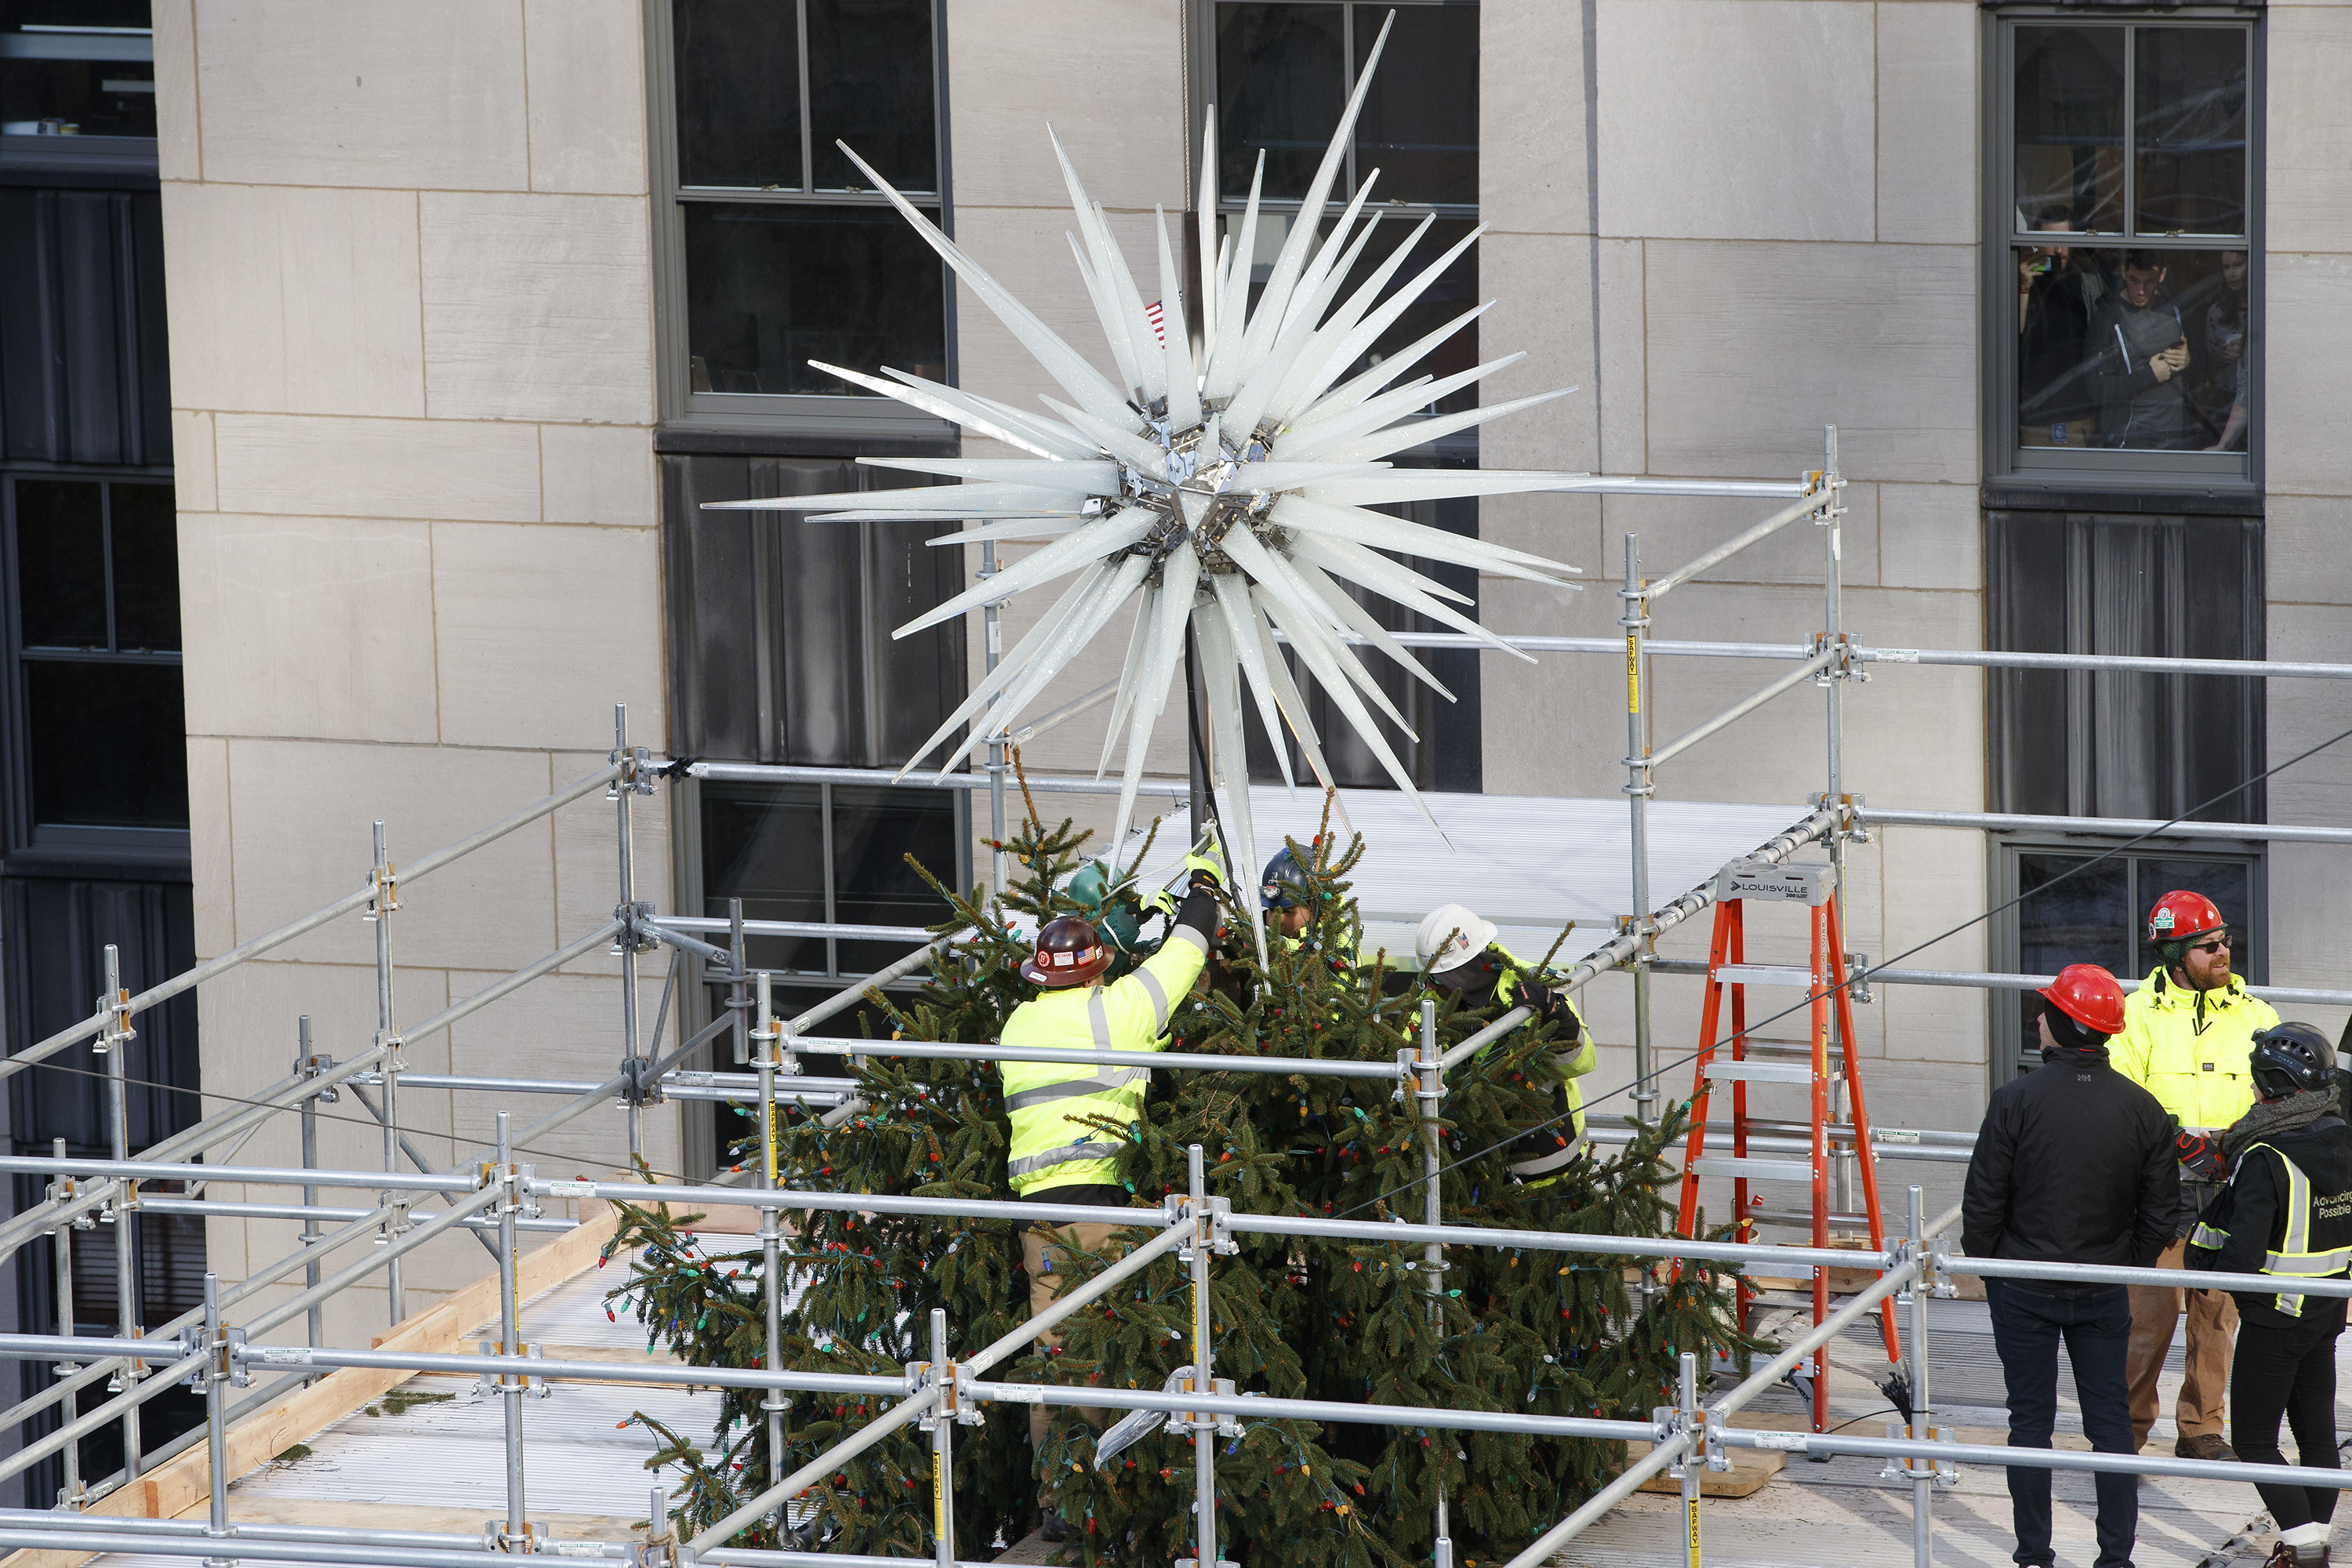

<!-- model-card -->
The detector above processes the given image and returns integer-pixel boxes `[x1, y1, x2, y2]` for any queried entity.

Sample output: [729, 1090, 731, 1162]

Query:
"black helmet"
[2250, 1022, 2336, 1100]
[1260, 845, 1313, 911]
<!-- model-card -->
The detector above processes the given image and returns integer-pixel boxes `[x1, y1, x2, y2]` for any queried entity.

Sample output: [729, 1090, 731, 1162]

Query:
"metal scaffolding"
[2, 437, 2349, 1567]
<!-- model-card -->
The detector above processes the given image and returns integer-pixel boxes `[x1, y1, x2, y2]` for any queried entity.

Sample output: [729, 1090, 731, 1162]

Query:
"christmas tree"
[603, 780, 1751, 1565]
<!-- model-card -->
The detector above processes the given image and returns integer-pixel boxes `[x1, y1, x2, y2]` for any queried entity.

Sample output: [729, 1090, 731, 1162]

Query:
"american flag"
[1145, 299, 1166, 345]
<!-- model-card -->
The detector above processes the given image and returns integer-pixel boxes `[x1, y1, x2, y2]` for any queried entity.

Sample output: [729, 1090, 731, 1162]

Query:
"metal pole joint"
[93, 986, 134, 1058]
[614, 900, 659, 956]
[609, 743, 655, 799]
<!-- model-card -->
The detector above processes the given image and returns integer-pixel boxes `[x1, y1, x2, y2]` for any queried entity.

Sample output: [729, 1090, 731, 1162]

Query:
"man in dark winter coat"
[2188, 1022, 2352, 1568]
[1964, 964, 2180, 1568]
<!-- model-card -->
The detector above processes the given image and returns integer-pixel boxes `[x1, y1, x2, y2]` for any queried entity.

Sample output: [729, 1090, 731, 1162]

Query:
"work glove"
[2172, 1127, 2224, 1183]
[1184, 849, 1225, 898]
[1512, 979, 1577, 1041]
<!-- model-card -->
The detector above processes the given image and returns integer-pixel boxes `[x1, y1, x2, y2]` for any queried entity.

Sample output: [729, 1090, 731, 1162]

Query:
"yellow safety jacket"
[1000, 924, 1210, 1196]
[2111, 967, 2278, 1132]
[1486, 947, 1598, 1181]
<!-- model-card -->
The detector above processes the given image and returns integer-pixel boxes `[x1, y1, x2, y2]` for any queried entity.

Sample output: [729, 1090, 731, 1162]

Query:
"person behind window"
[2202, 249, 2249, 453]
[2089, 250, 2198, 450]
[2017, 209, 2107, 448]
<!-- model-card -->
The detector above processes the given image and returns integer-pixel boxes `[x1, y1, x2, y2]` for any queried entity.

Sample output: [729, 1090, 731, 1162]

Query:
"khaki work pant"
[1022, 1221, 1129, 1454]
[2125, 1236, 2239, 1448]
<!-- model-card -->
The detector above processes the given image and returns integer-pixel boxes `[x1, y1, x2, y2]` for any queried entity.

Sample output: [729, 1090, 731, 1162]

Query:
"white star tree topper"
[706, 14, 1593, 960]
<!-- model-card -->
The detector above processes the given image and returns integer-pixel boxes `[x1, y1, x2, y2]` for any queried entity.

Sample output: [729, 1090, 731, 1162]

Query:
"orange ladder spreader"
[1672, 856, 1901, 1433]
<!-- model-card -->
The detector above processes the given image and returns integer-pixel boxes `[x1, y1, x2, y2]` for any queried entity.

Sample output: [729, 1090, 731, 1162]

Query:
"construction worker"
[1065, 858, 1161, 980]
[1000, 847, 1221, 1539]
[1260, 845, 1349, 965]
[2111, 888, 2279, 1460]
[2187, 1023, 2352, 1568]
[1963, 964, 2177, 1568]
[1415, 902, 1595, 1185]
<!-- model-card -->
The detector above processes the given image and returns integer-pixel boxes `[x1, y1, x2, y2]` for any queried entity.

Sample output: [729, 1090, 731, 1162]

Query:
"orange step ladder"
[1672, 857, 1901, 1433]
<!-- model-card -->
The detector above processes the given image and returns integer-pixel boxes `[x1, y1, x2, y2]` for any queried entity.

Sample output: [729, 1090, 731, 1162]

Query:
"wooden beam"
[2, 1203, 619, 1568]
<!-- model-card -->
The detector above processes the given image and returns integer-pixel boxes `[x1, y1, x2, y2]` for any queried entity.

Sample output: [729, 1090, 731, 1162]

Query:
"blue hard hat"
[1261, 846, 1312, 911]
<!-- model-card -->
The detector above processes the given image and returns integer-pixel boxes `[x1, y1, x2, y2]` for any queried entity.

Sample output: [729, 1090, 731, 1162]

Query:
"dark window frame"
[0, 465, 185, 869]
[1984, 7, 2263, 494]
[0, 20, 159, 177]
[646, 0, 959, 445]
[1989, 833, 2267, 1087]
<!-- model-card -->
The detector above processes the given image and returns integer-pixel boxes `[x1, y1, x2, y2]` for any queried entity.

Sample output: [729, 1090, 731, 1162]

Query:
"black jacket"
[2187, 1114, 2352, 1332]
[1962, 1042, 2180, 1271]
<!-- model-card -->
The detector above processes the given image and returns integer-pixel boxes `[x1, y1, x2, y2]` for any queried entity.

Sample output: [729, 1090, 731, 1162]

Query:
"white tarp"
[1110, 788, 1818, 970]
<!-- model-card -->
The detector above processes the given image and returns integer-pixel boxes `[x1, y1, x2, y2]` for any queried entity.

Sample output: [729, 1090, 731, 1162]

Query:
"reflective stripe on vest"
[1006, 1140, 1128, 1180]
[2249, 1142, 2352, 1319]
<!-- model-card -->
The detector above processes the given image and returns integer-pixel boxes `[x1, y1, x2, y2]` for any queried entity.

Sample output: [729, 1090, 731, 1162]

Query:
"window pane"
[107, 481, 177, 652]
[2018, 245, 2246, 453]
[684, 201, 948, 395]
[2134, 859, 2251, 984]
[15, 477, 107, 648]
[2014, 26, 2125, 234]
[829, 784, 955, 973]
[2135, 28, 2245, 237]
[673, 0, 802, 188]
[26, 660, 187, 826]
[2016, 851, 2129, 1058]
[0, 4, 158, 141]
[1352, 4, 1475, 206]
[702, 784, 827, 972]
[1217, 2, 1346, 201]
[805, 0, 935, 193]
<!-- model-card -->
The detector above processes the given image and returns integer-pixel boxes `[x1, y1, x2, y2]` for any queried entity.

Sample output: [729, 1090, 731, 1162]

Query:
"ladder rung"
[1700, 1060, 1834, 1084]
[1690, 1156, 1817, 1182]
[1744, 1208, 1874, 1229]
[1711, 964, 1820, 989]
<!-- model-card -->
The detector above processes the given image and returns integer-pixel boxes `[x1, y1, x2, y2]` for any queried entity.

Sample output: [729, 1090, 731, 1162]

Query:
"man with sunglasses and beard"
[2112, 890, 2281, 1461]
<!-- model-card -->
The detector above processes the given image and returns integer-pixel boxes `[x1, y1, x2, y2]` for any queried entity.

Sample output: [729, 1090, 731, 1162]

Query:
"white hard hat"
[1416, 903, 1497, 971]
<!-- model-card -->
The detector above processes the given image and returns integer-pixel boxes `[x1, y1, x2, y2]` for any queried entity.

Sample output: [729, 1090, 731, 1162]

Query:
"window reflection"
[684, 203, 947, 395]
[2016, 245, 2247, 452]
[1217, 2, 1345, 201]
[2135, 27, 2247, 237]
[2015, 27, 2126, 235]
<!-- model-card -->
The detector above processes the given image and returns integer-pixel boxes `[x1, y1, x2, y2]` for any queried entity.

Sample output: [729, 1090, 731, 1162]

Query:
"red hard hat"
[1021, 915, 1112, 989]
[2147, 890, 2226, 947]
[2039, 963, 2127, 1036]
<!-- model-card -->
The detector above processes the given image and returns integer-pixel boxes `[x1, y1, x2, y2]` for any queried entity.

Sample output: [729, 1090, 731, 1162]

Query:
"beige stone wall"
[1475, 0, 1987, 1200]
[2263, 3, 2352, 1047]
[153, 0, 673, 1334]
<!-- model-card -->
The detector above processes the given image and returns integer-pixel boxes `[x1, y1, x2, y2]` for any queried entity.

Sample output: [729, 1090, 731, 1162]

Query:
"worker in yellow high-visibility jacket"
[999, 848, 1221, 1539]
[2111, 888, 2279, 1460]
[1416, 901, 1597, 1188]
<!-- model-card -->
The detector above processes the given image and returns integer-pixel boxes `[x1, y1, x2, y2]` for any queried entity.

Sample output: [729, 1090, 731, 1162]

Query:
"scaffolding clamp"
[609, 743, 655, 800]
[365, 860, 399, 922]
[93, 985, 135, 1057]
[615, 900, 659, 956]
[477, 1340, 550, 1397]
[617, 1054, 666, 1109]
[298, 1051, 340, 1103]
[485, 1519, 541, 1554]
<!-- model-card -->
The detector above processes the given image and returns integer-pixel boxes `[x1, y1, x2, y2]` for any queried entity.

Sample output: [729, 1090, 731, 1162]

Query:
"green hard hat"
[1068, 860, 1144, 959]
